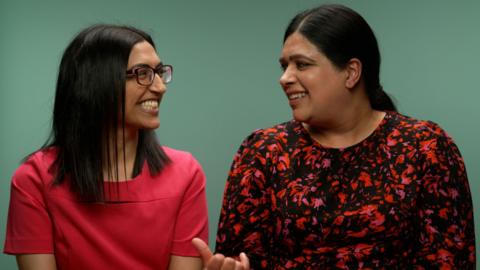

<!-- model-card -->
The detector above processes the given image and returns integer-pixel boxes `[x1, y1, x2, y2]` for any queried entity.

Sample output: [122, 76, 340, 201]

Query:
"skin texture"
[17, 254, 56, 270]
[279, 32, 385, 148]
[279, 32, 351, 127]
[169, 255, 203, 270]
[124, 41, 166, 132]
[192, 238, 250, 270]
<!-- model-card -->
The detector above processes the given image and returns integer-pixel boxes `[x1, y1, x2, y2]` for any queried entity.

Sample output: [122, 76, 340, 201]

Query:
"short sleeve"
[413, 127, 476, 268]
[170, 155, 209, 256]
[4, 155, 54, 254]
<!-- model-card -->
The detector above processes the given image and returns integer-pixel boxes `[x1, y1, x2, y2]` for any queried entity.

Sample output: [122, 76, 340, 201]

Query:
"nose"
[279, 65, 296, 89]
[148, 73, 167, 94]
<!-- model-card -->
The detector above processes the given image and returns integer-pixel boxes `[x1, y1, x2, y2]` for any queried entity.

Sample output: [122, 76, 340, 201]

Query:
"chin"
[135, 121, 160, 130]
[292, 110, 309, 123]
[144, 123, 160, 130]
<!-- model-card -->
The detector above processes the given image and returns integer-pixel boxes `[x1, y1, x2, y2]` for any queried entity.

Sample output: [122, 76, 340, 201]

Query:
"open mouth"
[140, 100, 159, 111]
[288, 92, 307, 100]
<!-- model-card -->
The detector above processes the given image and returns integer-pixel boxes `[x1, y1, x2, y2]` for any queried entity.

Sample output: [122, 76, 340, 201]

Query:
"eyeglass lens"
[135, 66, 172, 86]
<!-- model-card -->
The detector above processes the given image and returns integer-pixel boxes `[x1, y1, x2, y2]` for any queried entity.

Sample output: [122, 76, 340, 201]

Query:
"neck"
[304, 97, 385, 149]
[104, 128, 139, 181]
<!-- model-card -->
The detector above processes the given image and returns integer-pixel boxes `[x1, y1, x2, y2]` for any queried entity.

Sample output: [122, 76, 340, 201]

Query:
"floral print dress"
[215, 111, 475, 269]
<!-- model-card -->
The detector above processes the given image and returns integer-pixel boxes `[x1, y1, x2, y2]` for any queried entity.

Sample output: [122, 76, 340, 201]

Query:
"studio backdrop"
[1, 0, 478, 268]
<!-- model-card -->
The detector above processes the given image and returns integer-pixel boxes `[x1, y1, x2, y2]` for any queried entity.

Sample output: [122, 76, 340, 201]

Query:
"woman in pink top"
[3, 24, 247, 270]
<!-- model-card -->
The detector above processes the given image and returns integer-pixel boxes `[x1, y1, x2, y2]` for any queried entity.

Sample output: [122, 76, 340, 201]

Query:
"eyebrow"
[279, 54, 315, 63]
[129, 62, 164, 70]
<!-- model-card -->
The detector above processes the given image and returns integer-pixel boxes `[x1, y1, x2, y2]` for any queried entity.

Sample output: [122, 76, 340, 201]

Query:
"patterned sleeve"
[413, 126, 476, 269]
[215, 131, 274, 269]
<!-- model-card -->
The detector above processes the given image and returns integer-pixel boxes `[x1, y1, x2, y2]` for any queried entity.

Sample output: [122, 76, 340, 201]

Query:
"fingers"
[221, 257, 236, 270]
[192, 238, 213, 264]
[233, 259, 244, 270]
[193, 238, 250, 270]
[207, 253, 226, 270]
[203, 254, 250, 270]
[239, 252, 250, 269]
[209, 256, 239, 270]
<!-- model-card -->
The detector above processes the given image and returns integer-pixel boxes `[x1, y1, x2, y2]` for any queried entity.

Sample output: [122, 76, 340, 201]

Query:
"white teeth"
[140, 100, 158, 110]
[288, 92, 307, 100]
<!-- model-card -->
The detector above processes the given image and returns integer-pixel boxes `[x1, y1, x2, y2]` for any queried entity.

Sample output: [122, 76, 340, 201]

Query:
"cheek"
[305, 73, 344, 100]
[301, 71, 331, 89]
[124, 86, 141, 108]
[122, 98, 132, 114]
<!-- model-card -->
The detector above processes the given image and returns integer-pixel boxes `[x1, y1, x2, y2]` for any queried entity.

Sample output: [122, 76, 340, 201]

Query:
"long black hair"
[42, 24, 170, 201]
[284, 4, 396, 111]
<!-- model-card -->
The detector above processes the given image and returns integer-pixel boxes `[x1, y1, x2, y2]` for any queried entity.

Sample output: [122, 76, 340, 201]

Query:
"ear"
[344, 58, 362, 89]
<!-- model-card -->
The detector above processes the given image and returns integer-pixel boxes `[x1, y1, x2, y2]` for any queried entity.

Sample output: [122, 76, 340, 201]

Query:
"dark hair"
[284, 4, 396, 111]
[42, 24, 170, 201]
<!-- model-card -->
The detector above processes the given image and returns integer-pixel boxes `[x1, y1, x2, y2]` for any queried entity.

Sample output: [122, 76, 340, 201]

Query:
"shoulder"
[160, 146, 205, 178]
[388, 112, 437, 133]
[239, 120, 297, 150]
[387, 112, 461, 159]
[23, 147, 57, 165]
[162, 146, 197, 163]
[249, 120, 295, 139]
[11, 147, 58, 191]
[387, 112, 452, 143]
[14, 148, 57, 179]
[228, 121, 299, 170]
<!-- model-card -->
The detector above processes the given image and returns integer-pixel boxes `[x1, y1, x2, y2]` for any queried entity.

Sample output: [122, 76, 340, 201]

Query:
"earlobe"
[345, 58, 362, 89]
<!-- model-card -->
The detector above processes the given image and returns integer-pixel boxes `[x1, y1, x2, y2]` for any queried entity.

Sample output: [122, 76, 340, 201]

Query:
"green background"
[1, 0, 478, 268]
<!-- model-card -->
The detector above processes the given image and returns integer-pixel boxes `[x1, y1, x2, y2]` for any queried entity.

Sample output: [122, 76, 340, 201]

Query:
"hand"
[192, 238, 250, 270]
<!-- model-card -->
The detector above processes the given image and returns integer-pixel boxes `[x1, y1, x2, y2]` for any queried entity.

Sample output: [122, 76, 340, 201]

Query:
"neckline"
[297, 111, 392, 152]
[102, 162, 148, 185]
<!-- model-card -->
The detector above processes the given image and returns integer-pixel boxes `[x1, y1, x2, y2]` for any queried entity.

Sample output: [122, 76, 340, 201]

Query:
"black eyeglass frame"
[126, 64, 173, 86]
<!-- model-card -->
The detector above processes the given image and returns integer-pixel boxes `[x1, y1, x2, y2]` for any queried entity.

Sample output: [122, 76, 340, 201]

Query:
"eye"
[296, 62, 310, 70]
[136, 68, 150, 79]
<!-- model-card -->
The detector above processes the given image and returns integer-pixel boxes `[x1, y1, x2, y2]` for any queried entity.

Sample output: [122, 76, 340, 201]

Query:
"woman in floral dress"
[214, 4, 475, 269]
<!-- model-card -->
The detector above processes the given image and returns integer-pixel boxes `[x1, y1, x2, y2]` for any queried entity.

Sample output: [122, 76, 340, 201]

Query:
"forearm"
[17, 254, 57, 270]
[168, 255, 203, 270]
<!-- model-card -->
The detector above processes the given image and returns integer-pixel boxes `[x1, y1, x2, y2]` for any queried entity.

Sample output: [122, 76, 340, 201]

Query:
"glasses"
[126, 64, 173, 86]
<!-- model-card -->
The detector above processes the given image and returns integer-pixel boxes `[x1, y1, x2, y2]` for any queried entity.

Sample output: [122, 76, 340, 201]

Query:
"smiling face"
[124, 41, 166, 131]
[279, 32, 353, 126]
